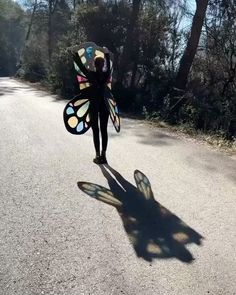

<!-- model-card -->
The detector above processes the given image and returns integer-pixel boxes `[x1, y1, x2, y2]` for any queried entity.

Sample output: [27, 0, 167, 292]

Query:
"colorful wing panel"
[63, 94, 92, 135]
[104, 87, 120, 133]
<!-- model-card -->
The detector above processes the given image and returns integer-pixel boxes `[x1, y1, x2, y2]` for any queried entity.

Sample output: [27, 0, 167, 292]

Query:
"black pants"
[90, 97, 109, 154]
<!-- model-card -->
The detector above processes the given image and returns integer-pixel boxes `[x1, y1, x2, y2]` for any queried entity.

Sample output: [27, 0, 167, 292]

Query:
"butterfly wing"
[78, 181, 122, 208]
[76, 42, 99, 72]
[63, 93, 92, 135]
[76, 73, 92, 91]
[106, 55, 114, 90]
[74, 42, 114, 92]
[75, 42, 114, 73]
[134, 170, 154, 200]
[106, 74, 112, 90]
[104, 87, 120, 133]
[73, 61, 86, 77]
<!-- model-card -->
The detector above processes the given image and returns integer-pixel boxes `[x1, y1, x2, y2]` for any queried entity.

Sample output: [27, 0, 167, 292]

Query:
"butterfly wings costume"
[63, 42, 120, 135]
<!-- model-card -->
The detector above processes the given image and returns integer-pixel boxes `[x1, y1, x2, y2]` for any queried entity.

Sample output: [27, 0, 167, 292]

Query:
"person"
[72, 47, 111, 165]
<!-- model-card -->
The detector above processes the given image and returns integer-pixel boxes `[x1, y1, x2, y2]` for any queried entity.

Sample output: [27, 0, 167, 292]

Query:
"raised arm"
[69, 45, 90, 76]
[73, 52, 89, 77]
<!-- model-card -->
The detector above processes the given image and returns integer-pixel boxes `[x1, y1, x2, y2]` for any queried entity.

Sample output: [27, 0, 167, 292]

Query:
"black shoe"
[100, 155, 108, 164]
[93, 156, 102, 164]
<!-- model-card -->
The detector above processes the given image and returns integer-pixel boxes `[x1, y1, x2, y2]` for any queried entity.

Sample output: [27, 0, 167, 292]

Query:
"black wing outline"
[63, 93, 92, 135]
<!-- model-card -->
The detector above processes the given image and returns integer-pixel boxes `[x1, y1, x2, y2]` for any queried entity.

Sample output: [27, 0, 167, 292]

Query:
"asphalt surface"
[0, 77, 236, 295]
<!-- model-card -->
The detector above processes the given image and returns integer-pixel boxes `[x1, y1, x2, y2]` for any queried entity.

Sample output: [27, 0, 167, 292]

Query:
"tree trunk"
[117, 0, 141, 86]
[48, 13, 52, 63]
[130, 60, 138, 89]
[25, 0, 37, 42]
[18, 0, 37, 66]
[48, 0, 58, 64]
[175, 0, 209, 90]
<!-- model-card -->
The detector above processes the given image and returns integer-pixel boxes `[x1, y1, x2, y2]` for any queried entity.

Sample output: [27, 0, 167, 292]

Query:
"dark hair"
[94, 56, 105, 68]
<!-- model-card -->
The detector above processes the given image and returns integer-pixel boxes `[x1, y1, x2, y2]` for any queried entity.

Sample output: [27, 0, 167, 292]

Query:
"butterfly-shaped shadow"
[78, 166, 203, 263]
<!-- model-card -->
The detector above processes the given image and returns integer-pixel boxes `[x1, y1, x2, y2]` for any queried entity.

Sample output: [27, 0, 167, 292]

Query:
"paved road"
[0, 77, 236, 295]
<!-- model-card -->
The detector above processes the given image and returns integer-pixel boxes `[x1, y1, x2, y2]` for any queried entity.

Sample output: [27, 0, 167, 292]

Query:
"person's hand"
[103, 46, 109, 54]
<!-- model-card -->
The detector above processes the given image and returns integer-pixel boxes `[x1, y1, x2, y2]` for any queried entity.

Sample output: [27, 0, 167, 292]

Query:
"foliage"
[0, 0, 25, 75]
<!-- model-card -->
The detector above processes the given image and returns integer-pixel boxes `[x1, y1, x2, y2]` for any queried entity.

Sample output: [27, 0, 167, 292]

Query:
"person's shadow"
[78, 165, 203, 263]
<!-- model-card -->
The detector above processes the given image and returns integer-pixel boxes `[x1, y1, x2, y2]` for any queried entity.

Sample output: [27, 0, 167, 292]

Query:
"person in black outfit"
[73, 47, 111, 164]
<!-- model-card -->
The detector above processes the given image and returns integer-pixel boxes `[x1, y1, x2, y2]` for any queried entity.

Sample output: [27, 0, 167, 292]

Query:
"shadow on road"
[0, 85, 30, 96]
[119, 118, 179, 146]
[78, 166, 203, 263]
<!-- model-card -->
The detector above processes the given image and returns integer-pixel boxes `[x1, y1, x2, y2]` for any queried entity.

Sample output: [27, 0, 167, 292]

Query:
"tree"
[175, 0, 209, 90]
[0, 0, 25, 75]
[117, 0, 142, 87]
[47, 0, 59, 63]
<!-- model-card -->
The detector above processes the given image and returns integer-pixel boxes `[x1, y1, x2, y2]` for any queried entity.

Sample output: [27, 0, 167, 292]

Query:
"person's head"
[94, 56, 105, 73]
